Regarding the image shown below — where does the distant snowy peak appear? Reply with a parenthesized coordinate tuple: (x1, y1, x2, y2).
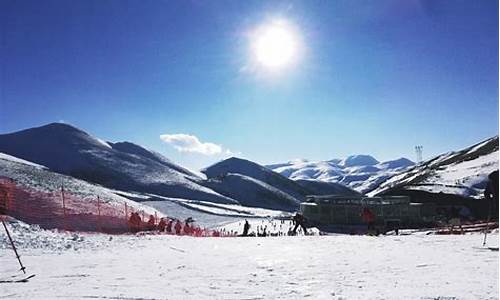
(267, 155, 415, 194)
(202, 157, 270, 180)
(377, 158, 414, 170)
(340, 155, 379, 167)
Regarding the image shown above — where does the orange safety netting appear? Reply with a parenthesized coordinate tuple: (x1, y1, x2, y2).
(0, 177, 231, 237)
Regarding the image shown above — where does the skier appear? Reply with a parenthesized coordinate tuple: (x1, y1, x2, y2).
(361, 207, 376, 234)
(291, 213, 307, 235)
(484, 170, 499, 220)
(184, 217, 195, 235)
(146, 215, 156, 231)
(174, 220, 182, 235)
(166, 219, 173, 233)
(241, 220, 250, 236)
(183, 222, 191, 235)
(128, 212, 142, 233)
(157, 218, 167, 232)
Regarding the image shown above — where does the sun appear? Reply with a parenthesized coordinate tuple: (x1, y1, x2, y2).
(252, 21, 299, 69)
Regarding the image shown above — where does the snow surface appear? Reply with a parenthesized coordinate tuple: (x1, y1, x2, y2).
(1, 220, 498, 299)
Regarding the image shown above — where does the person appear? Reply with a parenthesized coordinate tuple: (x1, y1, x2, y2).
(449, 206, 463, 234)
(291, 213, 307, 235)
(157, 218, 167, 232)
(128, 212, 142, 233)
(184, 217, 195, 235)
(193, 226, 202, 237)
(127, 213, 135, 232)
(174, 220, 182, 235)
(242, 220, 250, 236)
(166, 219, 173, 233)
(147, 215, 156, 231)
(183, 222, 191, 235)
(361, 207, 376, 234)
(484, 170, 499, 220)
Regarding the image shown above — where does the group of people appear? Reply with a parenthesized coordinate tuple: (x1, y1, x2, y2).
(128, 213, 222, 237)
(237, 214, 310, 237)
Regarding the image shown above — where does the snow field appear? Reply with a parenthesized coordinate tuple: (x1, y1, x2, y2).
(1, 222, 497, 300)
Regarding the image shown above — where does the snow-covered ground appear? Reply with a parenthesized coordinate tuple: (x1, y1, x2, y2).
(1, 220, 498, 299)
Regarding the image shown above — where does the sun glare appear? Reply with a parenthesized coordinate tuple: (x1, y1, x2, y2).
(253, 21, 299, 70)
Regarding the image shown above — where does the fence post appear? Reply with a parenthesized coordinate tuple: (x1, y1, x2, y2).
(61, 183, 67, 231)
(97, 196, 102, 232)
(2, 178, 13, 212)
(141, 210, 145, 231)
(124, 202, 128, 223)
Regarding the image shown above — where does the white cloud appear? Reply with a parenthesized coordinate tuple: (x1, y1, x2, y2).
(160, 133, 229, 156)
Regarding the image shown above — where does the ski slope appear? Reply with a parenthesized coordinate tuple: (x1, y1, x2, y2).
(0, 220, 498, 299)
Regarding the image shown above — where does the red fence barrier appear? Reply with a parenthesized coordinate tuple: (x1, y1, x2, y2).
(0, 177, 230, 237)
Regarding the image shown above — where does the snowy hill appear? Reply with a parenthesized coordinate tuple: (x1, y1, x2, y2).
(0, 123, 236, 204)
(201, 157, 359, 211)
(0, 151, 291, 229)
(202, 173, 300, 211)
(0, 152, 164, 231)
(367, 136, 499, 199)
(268, 156, 415, 194)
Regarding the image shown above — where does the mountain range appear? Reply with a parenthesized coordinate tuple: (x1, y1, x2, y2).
(267, 155, 415, 194)
(367, 136, 499, 199)
(0, 123, 497, 215)
(0, 123, 357, 211)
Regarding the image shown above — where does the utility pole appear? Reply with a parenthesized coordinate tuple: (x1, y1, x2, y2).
(415, 145, 423, 164)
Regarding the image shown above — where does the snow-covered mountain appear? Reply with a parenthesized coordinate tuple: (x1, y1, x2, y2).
(0, 123, 236, 204)
(267, 155, 415, 194)
(367, 136, 499, 199)
(201, 157, 359, 211)
(0, 123, 358, 213)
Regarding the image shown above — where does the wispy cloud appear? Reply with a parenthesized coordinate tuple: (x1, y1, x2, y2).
(160, 133, 236, 156)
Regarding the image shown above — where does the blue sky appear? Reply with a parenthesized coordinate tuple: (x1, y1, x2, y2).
(1, 0, 498, 171)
